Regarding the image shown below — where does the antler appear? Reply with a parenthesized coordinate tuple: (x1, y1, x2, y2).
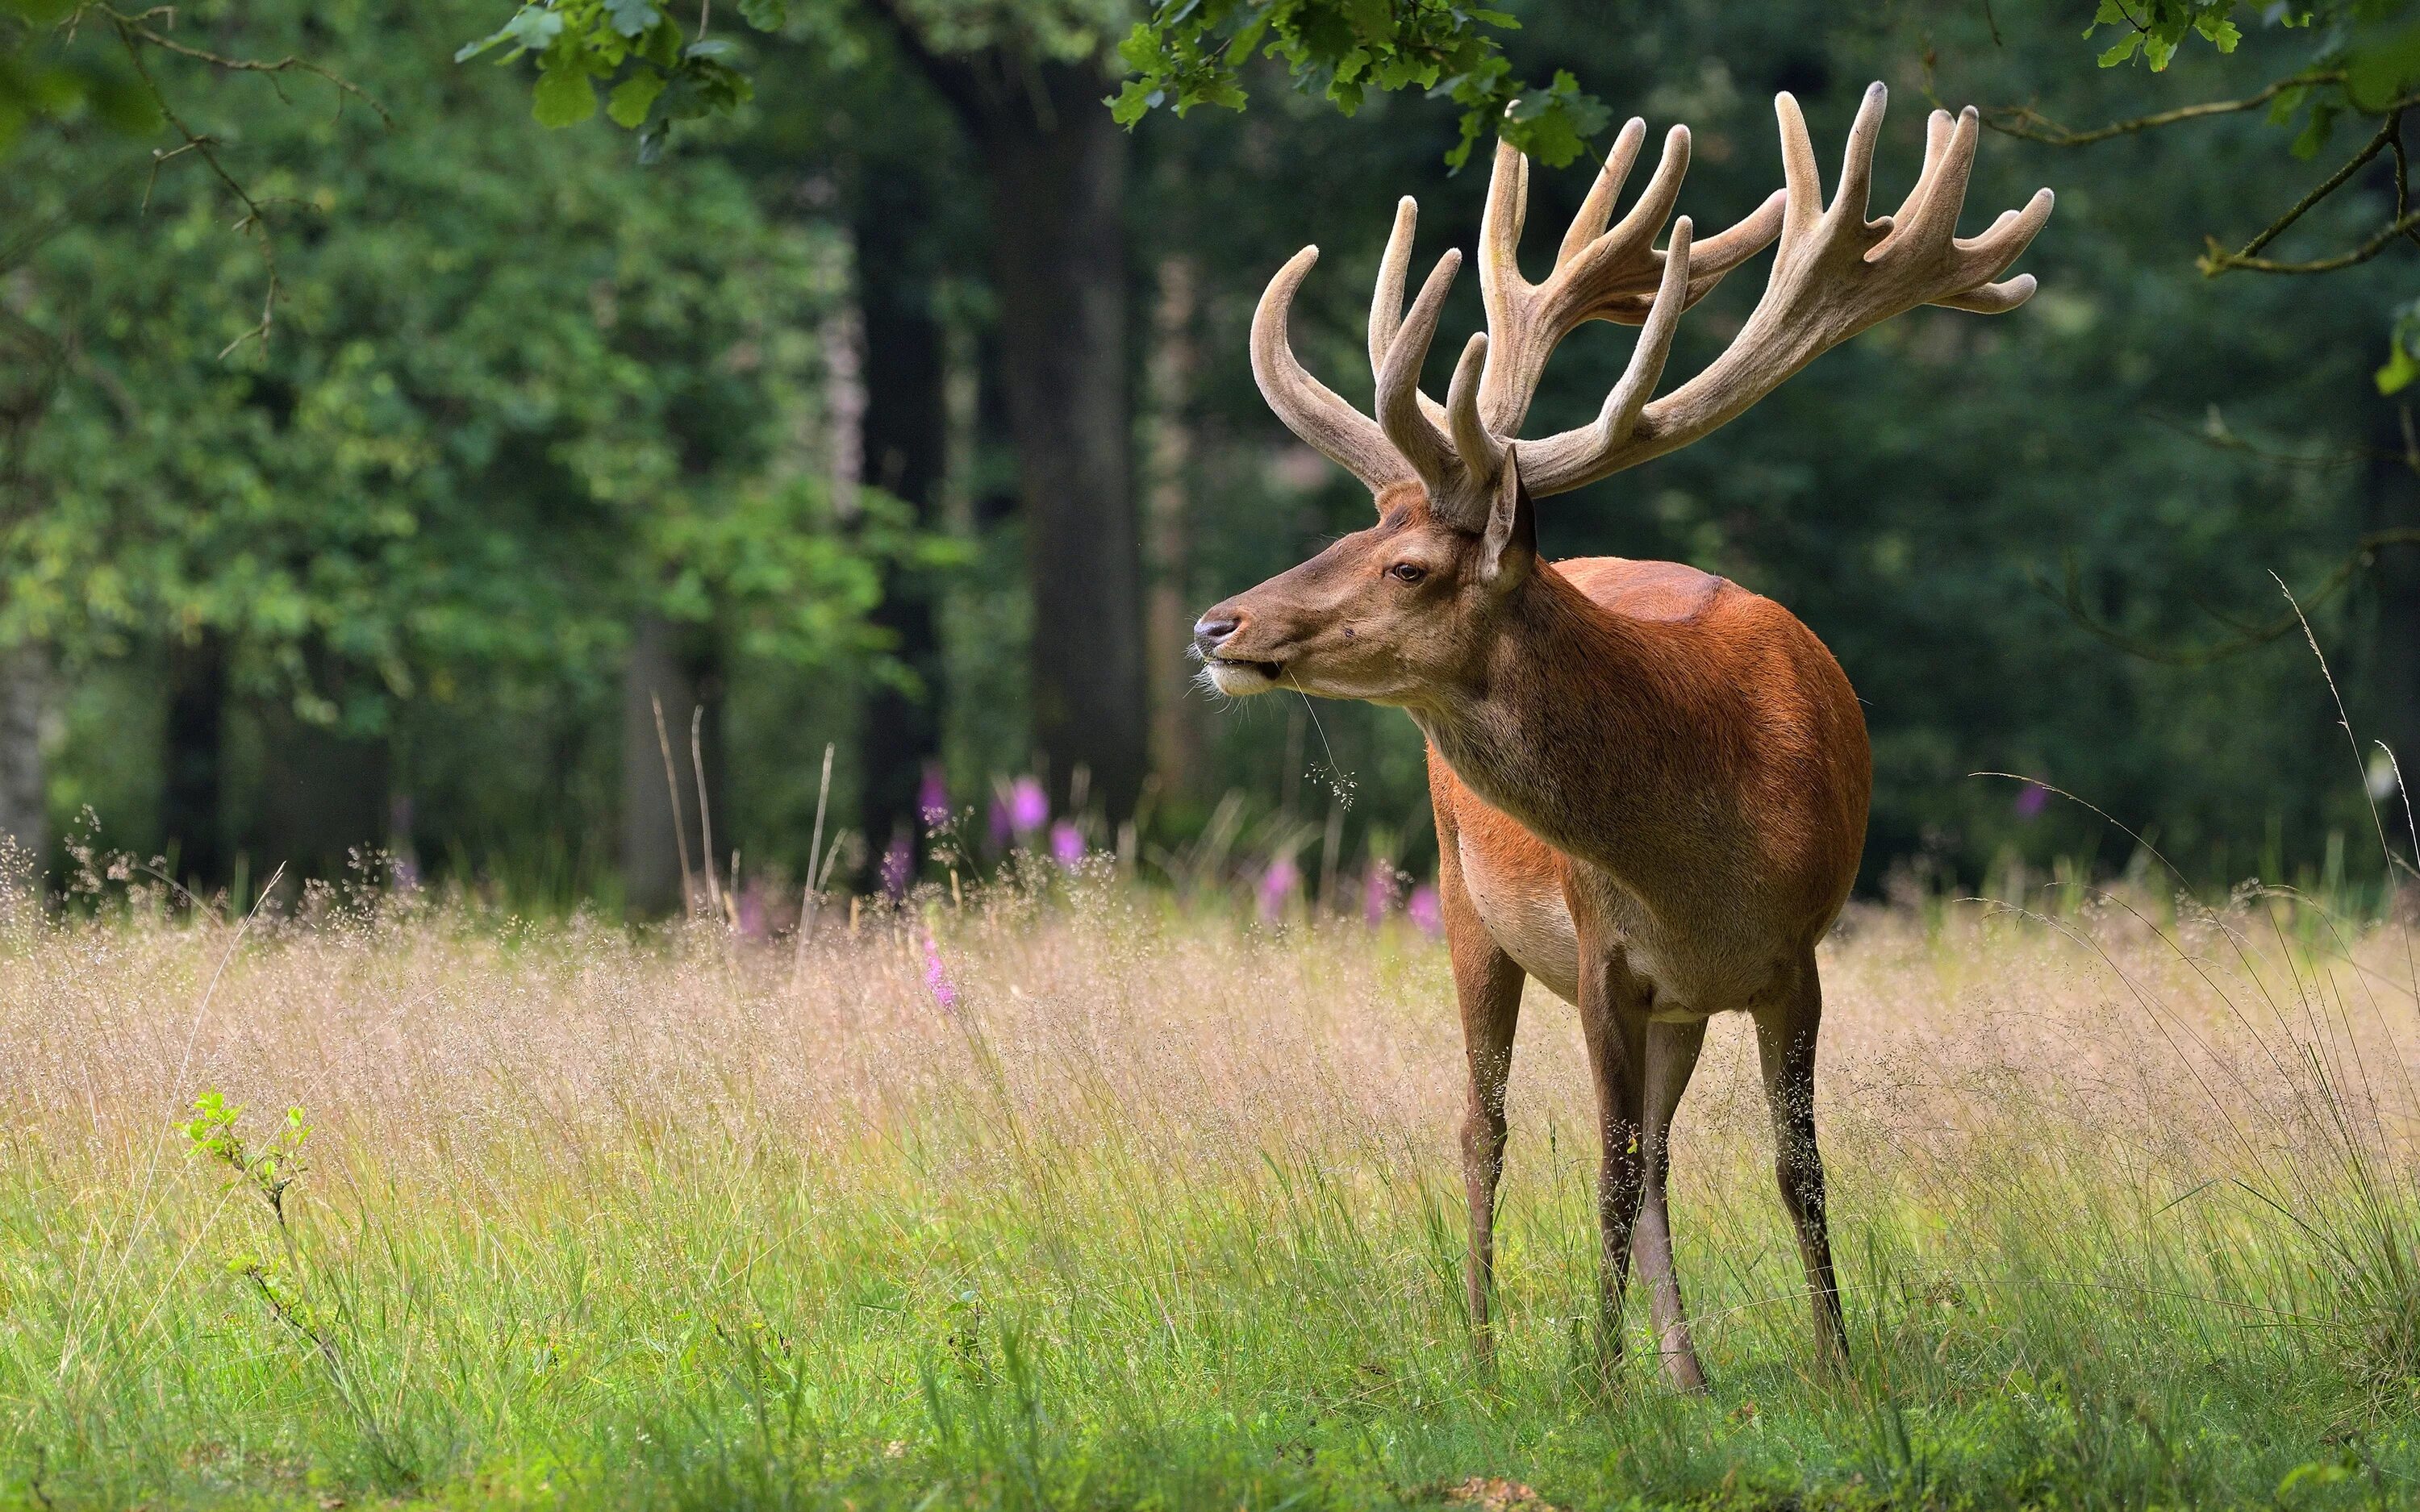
(1251, 245, 1418, 494)
(1470, 121, 1784, 439)
(1250, 81, 2052, 521)
(1252, 117, 1781, 510)
(1520, 84, 2054, 497)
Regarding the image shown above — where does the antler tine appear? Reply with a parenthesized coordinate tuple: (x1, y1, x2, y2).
(1471, 138, 1535, 434)
(1850, 96, 2051, 306)
(1446, 331, 1505, 494)
(1615, 219, 1693, 421)
(1371, 196, 1455, 434)
(1577, 189, 1786, 325)
(1471, 127, 1688, 435)
(1911, 107, 2054, 312)
(1774, 88, 1827, 237)
(1521, 219, 1692, 490)
(1475, 123, 1784, 438)
(1370, 198, 1418, 382)
(1375, 249, 1465, 496)
(1519, 81, 2055, 498)
(1668, 190, 1788, 295)
(1478, 138, 1530, 319)
(1896, 106, 1980, 250)
(1598, 124, 1692, 266)
(1556, 118, 1646, 270)
(1830, 76, 1889, 231)
(1251, 246, 1417, 492)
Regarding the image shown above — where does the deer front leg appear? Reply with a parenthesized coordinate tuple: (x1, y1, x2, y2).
(1439, 841, 1525, 1366)
(1754, 954, 1850, 1372)
(1637, 1017, 1709, 1392)
(1569, 906, 1652, 1384)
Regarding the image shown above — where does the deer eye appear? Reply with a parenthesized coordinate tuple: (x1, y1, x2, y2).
(1388, 563, 1426, 585)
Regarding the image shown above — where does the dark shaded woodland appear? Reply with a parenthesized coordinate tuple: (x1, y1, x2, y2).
(3, 1, 2416, 908)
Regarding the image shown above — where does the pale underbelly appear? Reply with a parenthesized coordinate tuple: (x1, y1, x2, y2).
(1457, 835, 1714, 1022)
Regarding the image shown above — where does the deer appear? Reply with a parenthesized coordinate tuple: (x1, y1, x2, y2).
(1192, 83, 2050, 1390)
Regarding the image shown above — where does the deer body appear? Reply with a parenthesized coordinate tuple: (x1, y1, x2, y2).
(1194, 83, 2047, 1387)
(1425, 555, 1868, 1016)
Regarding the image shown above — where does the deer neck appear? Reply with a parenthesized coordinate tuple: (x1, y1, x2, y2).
(1410, 565, 1721, 869)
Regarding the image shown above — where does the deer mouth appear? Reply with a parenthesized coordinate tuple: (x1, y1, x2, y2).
(1204, 655, 1284, 694)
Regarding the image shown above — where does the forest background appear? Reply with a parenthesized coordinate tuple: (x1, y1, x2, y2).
(3, 0, 2413, 914)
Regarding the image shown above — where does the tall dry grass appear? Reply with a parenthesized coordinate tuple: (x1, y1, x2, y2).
(5, 863, 2419, 1506)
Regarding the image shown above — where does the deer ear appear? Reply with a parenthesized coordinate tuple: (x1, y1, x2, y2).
(1479, 447, 1534, 591)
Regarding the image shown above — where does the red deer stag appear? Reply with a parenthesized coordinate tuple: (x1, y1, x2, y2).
(1193, 84, 2050, 1389)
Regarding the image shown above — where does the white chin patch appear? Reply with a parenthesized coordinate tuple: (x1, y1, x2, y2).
(1204, 660, 1280, 697)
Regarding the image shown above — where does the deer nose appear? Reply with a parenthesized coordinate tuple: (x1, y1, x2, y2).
(1192, 608, 1241, 655)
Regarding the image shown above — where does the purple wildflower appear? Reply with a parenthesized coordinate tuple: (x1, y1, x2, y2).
(989, 798, 1012, 850)
(2014, 783, 2049, 821)
(922, 930, 959, 1012)
(1406, 883, 1444, 938)
(880, 831, 913, 900)
(1362, 863, 1399, 926)
(919, 764, 950, 827)
(1050, 821, 1086, 868)
(1008, 776, 1049, 838)
(1258, 855, 1301, 923)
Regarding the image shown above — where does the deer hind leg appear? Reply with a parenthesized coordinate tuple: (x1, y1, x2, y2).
(1754, 954, 1850, 1372)
(1442, 860, 1525, 1365)
(1636, 1017, 1709, 1392)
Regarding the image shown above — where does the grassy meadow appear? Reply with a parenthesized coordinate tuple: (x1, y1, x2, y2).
(6, 865, 2420, 1510)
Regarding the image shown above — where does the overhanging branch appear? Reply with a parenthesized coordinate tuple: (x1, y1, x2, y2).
(1981, 72, 2341, 148)
(2039, 528, 2420, 667)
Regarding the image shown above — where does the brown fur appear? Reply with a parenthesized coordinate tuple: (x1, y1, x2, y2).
(1196, 481, 1867, 1387)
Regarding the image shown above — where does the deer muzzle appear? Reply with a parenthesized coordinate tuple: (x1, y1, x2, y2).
(1193, 606, 1285, 694)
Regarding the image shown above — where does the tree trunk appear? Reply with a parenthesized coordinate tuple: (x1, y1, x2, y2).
(1144, 254, 1204, 805)
(162, 631, 229, 889)
(853, 194, 948, 871)
(0, 641, 46, 877)
(253, 692, 390, 887)
(622, 612, 725, 916)
(2368, 405, 2420, 865)
(969, 63, 1145, 822)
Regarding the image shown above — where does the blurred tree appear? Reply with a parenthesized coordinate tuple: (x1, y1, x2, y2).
(733, 36, 974, 876)
(450, 0, 1650, 827)
(1135, 1, 2404, 888)
(7, 0, 2416, 902)
(459, 0, 1150, 818)
(1955, 0, 2420, 851)
(1, 0, 901, 893)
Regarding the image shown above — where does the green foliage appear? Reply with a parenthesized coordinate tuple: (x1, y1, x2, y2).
(4, 0, 909, 742)
(2085, 0, 2254, 70)
(457, 0, 751, 159)
(2378, 294, 2420, 390)
(6, 0, 2415, 898)
(2071, 4, 2420, 388)
(465, 0, 1613, 171)
(0, 1, 157, 153)
(1109, 0, 1607, 168)
(182, 1089, 310, 1219)
(2085, 1, 2420, 144)
(177, 1089, 415, 1481)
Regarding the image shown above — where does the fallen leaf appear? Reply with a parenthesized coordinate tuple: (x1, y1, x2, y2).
(1442, 1476, 1565, 1512)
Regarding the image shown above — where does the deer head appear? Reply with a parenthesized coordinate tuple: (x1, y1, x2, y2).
(1194, 84, 2052, 704)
